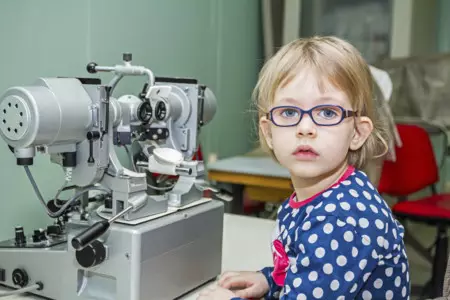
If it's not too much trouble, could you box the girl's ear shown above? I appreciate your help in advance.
[259,116,273,149]
[350,116,373,150]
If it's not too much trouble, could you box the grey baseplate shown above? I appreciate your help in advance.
[0,200,224,300]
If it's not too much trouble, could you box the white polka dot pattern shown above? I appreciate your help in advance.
[256,168,409,300]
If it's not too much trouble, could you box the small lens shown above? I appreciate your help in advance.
[272,107,300,126]
[312,106,342,125]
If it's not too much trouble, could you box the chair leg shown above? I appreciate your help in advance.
[430,225,448,298]
[404,229,434,264]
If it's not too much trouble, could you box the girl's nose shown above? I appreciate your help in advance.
[296,114,317,137]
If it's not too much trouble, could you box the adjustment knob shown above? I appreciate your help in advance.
[123,53,132,62]
[46,224,62,236]
[75,240,106,268]
[14,226,26,246]
[12,269,28,287]
[32,229,47,243]
[86,62,98,74]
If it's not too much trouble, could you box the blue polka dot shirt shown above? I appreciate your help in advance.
[234,166,410,299]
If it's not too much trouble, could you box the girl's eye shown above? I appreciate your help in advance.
[281,109,299,118]
[317,108,339,119]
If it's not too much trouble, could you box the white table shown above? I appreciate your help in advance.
[207,155,292,214]
[208,156,290,179]
[1,214,275,300]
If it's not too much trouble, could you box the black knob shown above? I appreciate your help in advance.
[86,62,98,74]
[75,240,106,268]
[47,225,62,235]
[123,53,132,62]
[14,226,26,246]
[87,131,101,140]
[32,229,46,242]
[32,230,41,243]
[12,269,28,287]
[16,157,33,166]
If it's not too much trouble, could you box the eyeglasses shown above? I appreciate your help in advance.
[266,105,357,127]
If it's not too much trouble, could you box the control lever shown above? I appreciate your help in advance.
[86,131,100,164]
[194,179,233,202]
[71,196,147,250]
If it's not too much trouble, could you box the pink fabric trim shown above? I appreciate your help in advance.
[271,239,290,286]
[289,165,355,209]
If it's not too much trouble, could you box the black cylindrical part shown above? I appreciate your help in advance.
[62,152,77,167]
[16,157,33,166]
[75,240,107,268]
[87,131,101,140]
[71,220,109,250]
[14,226,26,245]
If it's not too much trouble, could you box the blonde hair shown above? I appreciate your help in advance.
[253,36,389,170]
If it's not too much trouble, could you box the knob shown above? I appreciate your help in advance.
[12,269,28,287]
[32,229,46,243]
[32,230,40,243]
[47,224,62,235]
[75,240,106,268]
[86,62,98,74]
[123,53,132,62]
[14,226,26,246]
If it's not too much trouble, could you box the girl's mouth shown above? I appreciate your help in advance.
[293,145,319,160]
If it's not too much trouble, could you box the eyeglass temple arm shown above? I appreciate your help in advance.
[346,110,358,117]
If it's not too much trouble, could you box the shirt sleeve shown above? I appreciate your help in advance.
[281,215,379,299]
[260,266,282,299]
[230,267,281,300]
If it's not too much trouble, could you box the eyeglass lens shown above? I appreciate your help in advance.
[271,105,343,126]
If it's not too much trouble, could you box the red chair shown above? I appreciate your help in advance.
[378,123,449,298]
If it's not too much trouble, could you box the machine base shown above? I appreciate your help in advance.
[0,200,224,300]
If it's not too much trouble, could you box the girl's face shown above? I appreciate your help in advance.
[259,70,373,180]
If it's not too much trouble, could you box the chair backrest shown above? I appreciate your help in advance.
[378,124,439,196]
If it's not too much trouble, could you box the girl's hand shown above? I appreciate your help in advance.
[218,271,269,299]
[197,285,237,300]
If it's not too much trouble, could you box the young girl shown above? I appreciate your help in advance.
[197,36,410,300]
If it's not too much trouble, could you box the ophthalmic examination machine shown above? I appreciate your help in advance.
[0,53,225,300]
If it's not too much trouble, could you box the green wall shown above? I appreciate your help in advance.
[0,0,263,240]
[438,0,450,52]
